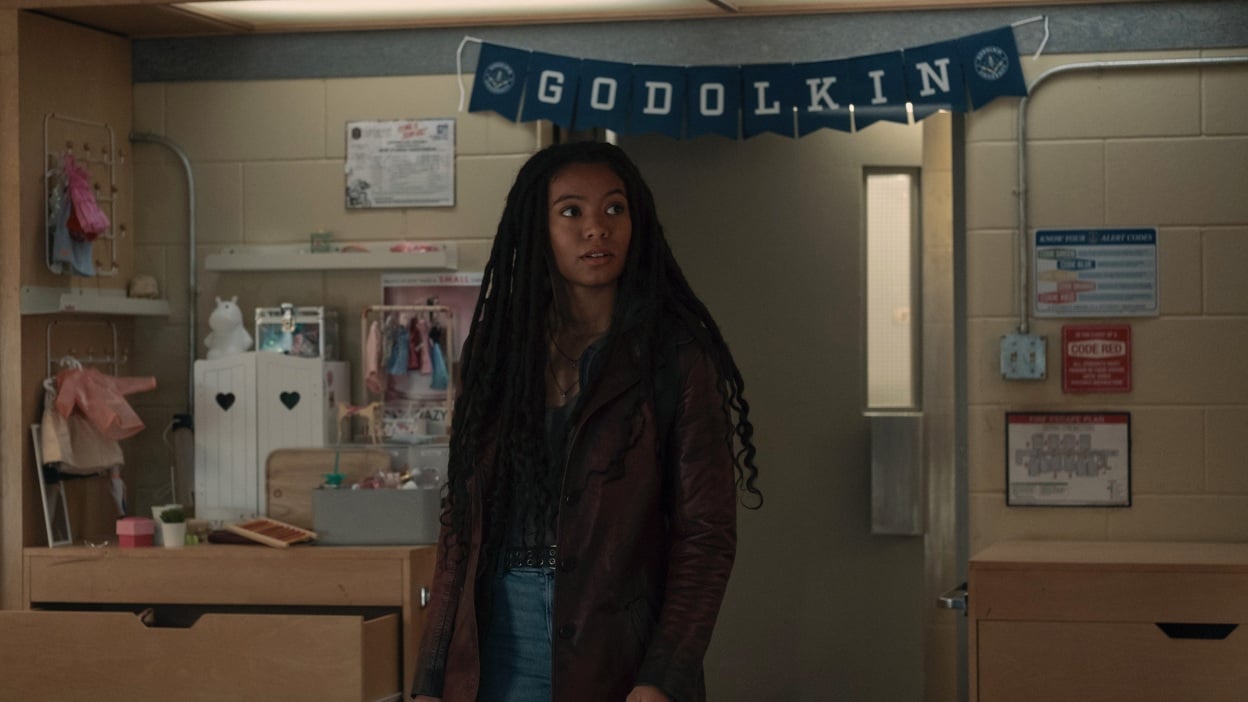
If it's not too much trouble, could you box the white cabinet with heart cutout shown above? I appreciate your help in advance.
[194,352,350,522]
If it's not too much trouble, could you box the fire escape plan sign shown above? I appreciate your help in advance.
[1033,228,1158,317]
[1006,412,1131,507]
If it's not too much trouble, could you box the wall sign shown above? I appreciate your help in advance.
[1062,324,1132,394]
[1033,228,1158,317]
[468,24,1029,140]
[1006,412,1131,507]
[345,119,455,208]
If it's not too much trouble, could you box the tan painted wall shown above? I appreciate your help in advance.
[3,13,135,573]
[126,75,546,514]
[965,49,1248,555]
[0,8,22,610]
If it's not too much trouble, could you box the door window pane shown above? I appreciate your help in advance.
[865,171,919,409]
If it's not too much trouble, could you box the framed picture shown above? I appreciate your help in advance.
[1005,412,1131,507]
[345,119,455,208]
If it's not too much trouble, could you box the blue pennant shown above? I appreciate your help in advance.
[521,52,581,128]
[849,51,910,130]
[573,59,634,133]
[685,66,741,139]
[468,43,530,121]
[956,26,1029,109]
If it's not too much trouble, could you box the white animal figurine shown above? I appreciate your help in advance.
[205,295,253,360]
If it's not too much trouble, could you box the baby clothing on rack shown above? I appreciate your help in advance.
[54,367,156,441]
[365,319,383,395]
[387,324,411,376]
[428,326,449,391]
[41,387,124,472]
[40,385,128,516]
[366,306,453,404]
[63,153,110,240]
[414,317,431,375]
[407,317,423,372]
[48,164,96,277]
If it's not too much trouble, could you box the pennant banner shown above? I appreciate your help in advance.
[468,25,1028,140]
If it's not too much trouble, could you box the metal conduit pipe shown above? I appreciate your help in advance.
[1014,55,1248,334]
[129,132,197,411]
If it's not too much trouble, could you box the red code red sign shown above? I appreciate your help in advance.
[1062,324,1131,393]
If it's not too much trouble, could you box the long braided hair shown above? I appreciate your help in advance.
[444,141,761,566]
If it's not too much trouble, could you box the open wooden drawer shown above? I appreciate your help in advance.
[0,608,400,701]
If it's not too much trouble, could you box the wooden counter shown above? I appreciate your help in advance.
[969,540,1248,702]
[3,544,435,701]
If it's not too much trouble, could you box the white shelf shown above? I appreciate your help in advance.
[204,242,458,272]
[21,286,171,316]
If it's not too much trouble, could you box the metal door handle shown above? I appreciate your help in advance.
[938,582,967,610]
[420,586,431,608]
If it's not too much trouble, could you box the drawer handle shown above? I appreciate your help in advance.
[1156,623,1238,640]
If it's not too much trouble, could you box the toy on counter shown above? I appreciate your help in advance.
[116,516,155,548]
[204,296,253,360]
[323,450,346,488]
[225,517,316,548]
[336,401,383,444]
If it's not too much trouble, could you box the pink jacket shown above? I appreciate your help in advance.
[55,368,156,440]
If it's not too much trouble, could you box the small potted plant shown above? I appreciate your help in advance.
[158,506,187,549]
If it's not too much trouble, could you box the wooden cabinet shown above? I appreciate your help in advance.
[0,545,434,701]
[969,541,1248,702]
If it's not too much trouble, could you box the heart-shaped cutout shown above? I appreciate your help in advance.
[279,391,301,410]
[216,392,235,411]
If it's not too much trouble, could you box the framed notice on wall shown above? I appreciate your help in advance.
[1005,412,1131,507]
[345,118,455,208]
[1062,324,1132,394]
[1033,228,1158,318]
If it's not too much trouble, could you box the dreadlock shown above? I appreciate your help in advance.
[443,140,761,567]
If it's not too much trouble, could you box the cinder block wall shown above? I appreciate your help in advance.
[965,49,1248,554]
[125,75,543,514]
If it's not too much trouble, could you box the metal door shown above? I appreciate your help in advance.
[623,117,957,701]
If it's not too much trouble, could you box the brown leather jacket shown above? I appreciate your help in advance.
[412,334,738,702]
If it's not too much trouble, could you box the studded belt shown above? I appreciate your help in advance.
[503,545,558,570]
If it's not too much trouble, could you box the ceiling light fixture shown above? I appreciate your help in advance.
[178,0,718,30]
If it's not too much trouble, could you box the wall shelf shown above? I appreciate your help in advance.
[20,286,171,316]
[204,242,458,272]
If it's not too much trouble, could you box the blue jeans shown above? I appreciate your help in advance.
[478,567,555,702]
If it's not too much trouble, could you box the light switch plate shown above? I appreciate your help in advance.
[1000,334,1046,380]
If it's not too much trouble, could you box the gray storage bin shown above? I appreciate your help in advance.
[312,488,441,545]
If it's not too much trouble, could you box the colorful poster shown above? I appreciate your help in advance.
[1033,228,1158,317]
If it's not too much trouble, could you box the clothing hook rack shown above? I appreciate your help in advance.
[46,319,123,377]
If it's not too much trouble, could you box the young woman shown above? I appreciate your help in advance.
[412,141,761,702]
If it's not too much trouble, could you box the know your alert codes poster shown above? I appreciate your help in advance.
[1033,228,1158,317]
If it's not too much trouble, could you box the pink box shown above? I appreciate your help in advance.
[116,517,155,548]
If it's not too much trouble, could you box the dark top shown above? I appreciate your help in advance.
[505,340,604,554]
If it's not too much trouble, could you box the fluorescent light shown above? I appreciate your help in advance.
[179,0,712,28]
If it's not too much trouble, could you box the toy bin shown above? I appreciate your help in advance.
[312,488,440,545]
[256,303,340,360]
